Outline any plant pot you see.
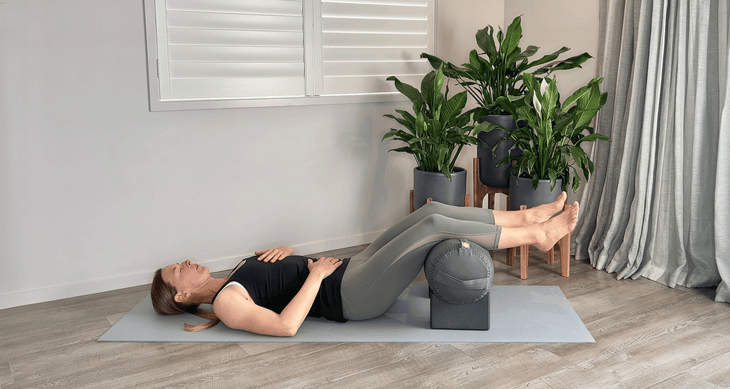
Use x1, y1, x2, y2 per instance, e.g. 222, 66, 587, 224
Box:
477, 115, 522, 188
413, 167, 467, 210
509, 173, 563, 210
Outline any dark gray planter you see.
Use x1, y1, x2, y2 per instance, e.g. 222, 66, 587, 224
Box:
413, 167, 466, 210
477, 115, 521, 188
509, 173, 563, 210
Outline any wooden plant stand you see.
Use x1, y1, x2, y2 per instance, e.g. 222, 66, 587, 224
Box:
473, 157, 510, 210
473, 157, 570, 279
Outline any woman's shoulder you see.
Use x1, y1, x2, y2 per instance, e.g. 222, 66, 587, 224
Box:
213, 282, 252, 309
211, 279, 248, 304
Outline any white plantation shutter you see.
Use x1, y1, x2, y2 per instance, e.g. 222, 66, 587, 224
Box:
319, 0, 434, 95
155, 0, 306, 100
145, 0, 435, 109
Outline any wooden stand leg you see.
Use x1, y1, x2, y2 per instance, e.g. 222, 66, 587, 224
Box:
519, 205, 529, 279
507, 247, 515, 266
546, 246, 555, 265
473, 158, 484, 208
520, 243, 529, 280
409, 190, 414, 214
559, 231, 571, 277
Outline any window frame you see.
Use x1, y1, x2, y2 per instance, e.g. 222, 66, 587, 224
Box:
143, 0, 436, 111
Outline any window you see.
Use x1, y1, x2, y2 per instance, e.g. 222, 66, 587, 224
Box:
143, 0, 435, 111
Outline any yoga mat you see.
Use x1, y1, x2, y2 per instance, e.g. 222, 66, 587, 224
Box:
99, 285, 594, 343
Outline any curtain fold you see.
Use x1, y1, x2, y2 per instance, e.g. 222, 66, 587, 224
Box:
715, 0, 730, 302
575, 0, 730, 302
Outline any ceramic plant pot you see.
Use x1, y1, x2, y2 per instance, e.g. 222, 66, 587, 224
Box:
477, 115, 522, 188
509, 173, 563, 210
413, 167, 467, 210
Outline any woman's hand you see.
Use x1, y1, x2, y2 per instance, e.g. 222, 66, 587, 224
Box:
255, 246, 294, 263
307, 257, 343, 279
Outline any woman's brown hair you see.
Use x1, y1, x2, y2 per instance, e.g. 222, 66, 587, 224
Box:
150, 268, 220, 332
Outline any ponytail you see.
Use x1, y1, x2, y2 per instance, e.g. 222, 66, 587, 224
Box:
150, 269, 220, 332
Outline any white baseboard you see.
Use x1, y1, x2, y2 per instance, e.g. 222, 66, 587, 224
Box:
0, 230, 383, 311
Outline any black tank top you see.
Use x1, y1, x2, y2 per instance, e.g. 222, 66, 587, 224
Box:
212, 255, 349, 322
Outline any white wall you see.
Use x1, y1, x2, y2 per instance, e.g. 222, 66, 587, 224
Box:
0, 0, 505, 309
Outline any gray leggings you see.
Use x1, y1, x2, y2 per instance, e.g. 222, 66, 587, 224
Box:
340, 201, 501, 320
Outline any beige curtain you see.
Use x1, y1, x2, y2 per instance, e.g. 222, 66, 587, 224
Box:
574, 0, 730, 302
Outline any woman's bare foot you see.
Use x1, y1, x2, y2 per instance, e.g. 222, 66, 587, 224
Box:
534, 201, 579, 251
527, 191, 568, 225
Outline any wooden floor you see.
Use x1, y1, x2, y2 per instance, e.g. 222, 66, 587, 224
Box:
2, 245, 730, 389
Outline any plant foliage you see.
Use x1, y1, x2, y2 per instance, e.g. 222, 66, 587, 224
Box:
422, 16, 592, 117
484, 73, 610, 191
383, 65, 488, 179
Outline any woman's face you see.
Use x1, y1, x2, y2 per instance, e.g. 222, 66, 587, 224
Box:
161, 260, 210, 302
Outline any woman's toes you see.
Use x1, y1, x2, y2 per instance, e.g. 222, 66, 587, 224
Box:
532, 192, 569, 225
557, 191, 568, 204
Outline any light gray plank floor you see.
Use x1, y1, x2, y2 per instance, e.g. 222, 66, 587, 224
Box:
1, 245, 729, 389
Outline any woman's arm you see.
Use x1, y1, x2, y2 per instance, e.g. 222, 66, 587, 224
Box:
213, 257, 342, 337
255, 246, 295, 263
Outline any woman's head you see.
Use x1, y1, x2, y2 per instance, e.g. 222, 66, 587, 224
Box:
150, 268, 192, 316
157, 260, 211, 305
150, 260, 220, 332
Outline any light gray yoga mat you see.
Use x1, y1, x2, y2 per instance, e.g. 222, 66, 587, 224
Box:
99, 285, 594, 343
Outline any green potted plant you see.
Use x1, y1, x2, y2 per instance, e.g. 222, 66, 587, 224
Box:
484, 73, 610, 209
384, 65, 487, 210
422, 15, 592, 188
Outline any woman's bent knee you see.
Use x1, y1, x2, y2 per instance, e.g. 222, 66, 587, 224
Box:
420, 200, 449, 215
419, 213, 450, 230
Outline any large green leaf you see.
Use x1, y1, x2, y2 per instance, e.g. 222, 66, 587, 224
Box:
542, 79, 560, 121
505, 46, 523, 69
520, 72, 539, 93
468, 50, 486, 76
441, 91, 467, 122
433, 65, 445, 107
421, 53, 444, 72
395, 109, 416, 124
501, 16, 522, 57
476, 25, 497, 56
516, 45, 539, 62
576, 132, 610, 145
420, 70, 436, 110
494, 95, 519, 118
388, 146, 415, 154
382, 129, 414, 143
562, 84, 593, 112
524, 46, 570, 69
384, 114, 414, 132
386, 76, 422, 104
571, 169, 581, 192
548, 169, 559, 191
415, 110, 427, 135
549, 52, 593, 72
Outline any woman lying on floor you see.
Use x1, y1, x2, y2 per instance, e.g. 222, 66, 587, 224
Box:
151, 194, 579, 337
